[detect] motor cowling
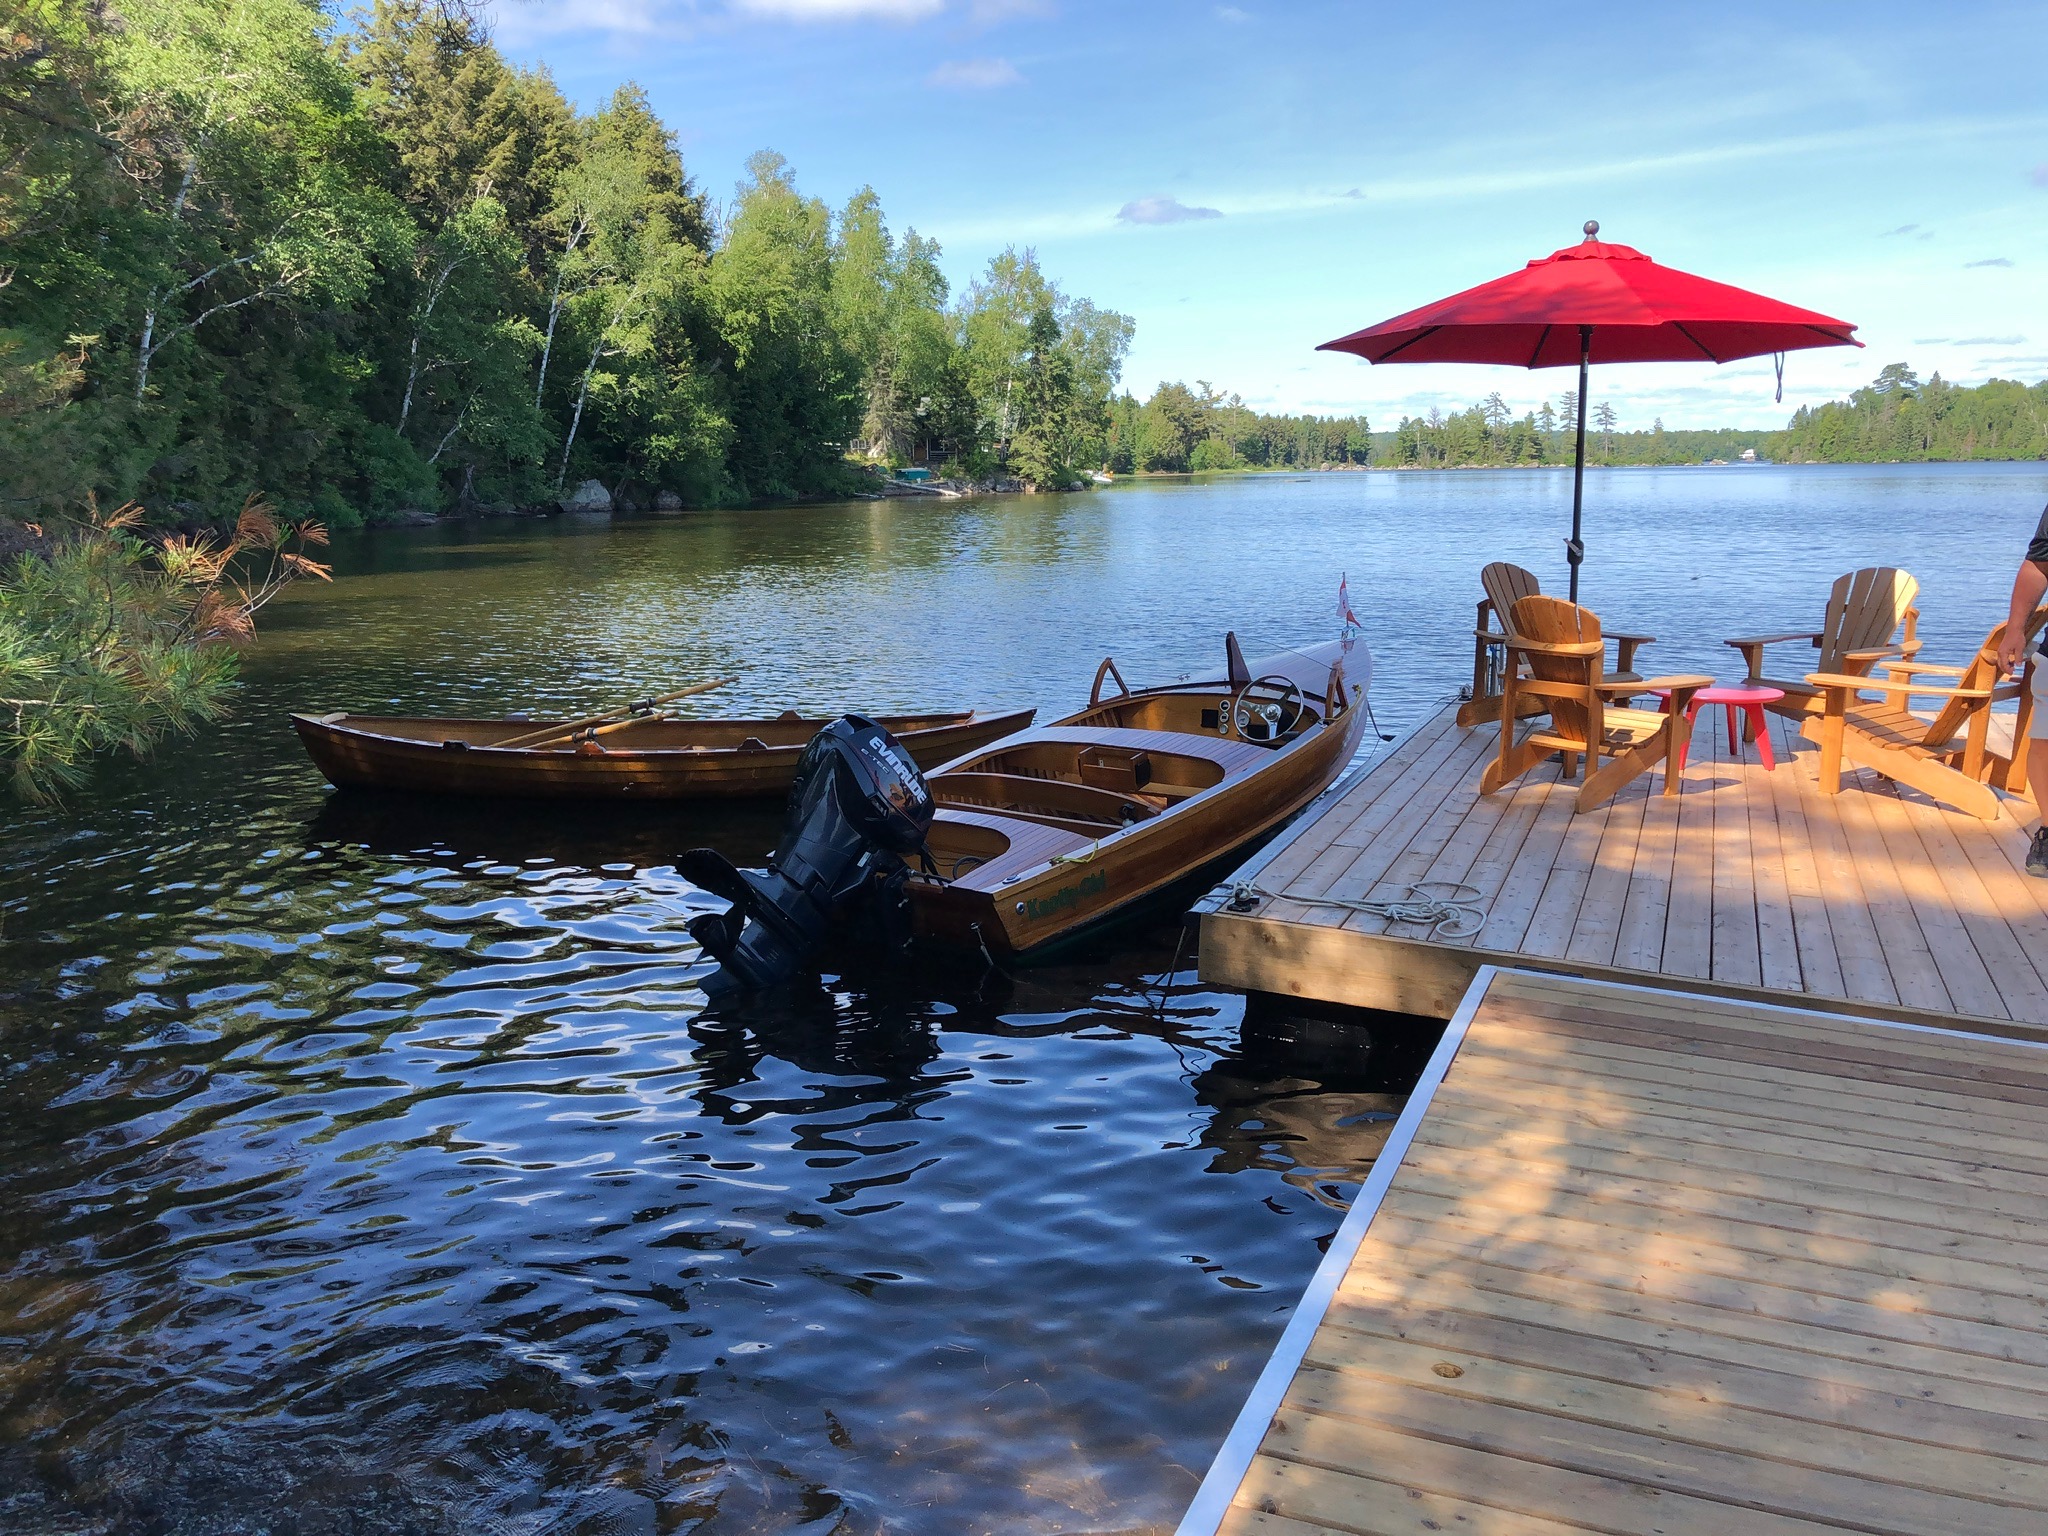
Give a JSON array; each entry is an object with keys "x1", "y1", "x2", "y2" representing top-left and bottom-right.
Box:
[{"x1": 677, "y1": 715, "x2": 934, "y2": 989}]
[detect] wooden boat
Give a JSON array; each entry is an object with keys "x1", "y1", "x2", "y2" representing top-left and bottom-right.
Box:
[
  {"x1": 907, "y1": 634, "x2": 1371, "y2": 958},
  {"x1": 292, "y1": 706, "x2": 1036, "y2": 800}
]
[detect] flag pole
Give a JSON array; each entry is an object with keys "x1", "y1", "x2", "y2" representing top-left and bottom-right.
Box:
[{"x1": 1569, "y1": 321, "x2": 1591, "y2": 604}]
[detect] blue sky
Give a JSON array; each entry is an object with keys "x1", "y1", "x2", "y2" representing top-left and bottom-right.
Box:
[{"x1": 486, "y1": 0, "x2": 2048, "y2": 430}]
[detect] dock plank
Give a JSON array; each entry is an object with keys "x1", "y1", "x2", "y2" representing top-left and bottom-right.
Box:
[
  {"x1": 1200, "y1": 701, "x2": 2048, "y2": 1035},
  {"x1": 1178, "y1": 969, "x2": 2048, "y2": 1536}
]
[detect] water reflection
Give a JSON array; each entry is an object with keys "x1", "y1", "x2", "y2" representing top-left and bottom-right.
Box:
[{"x1": 9, "y1": 466, "x2": 2031, "y2": 1532}]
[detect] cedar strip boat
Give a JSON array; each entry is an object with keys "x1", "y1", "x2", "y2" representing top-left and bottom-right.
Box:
[
  {"x1": 907, "y1": 635, "x2": 1370, "y2": 957},
  {"x1": 292, "y1": 707, "x2": 1036, "y2": 800}
]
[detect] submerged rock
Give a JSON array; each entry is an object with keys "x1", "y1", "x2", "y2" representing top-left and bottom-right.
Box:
[{"x1": 654, "y1": 490, "x2": 685, "y2": 512}]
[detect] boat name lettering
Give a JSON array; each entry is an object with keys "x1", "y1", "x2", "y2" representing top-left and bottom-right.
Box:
[{"x1": 1025, "y1": 871, "x2": 1106, "y2": 919}]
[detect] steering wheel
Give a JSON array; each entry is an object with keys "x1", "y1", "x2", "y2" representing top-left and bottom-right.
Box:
[{"x1": 1227, "y1": 673, "x2": 1307, "y2": 742}]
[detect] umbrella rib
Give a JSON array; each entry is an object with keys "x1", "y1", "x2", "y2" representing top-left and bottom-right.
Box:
[
  {"x1": 1526, "y1": 324, "x2": 1553, "y2": 369},
  {"x1": 1373, "y1": 326, "x2": 1442, "y2": 363},
  {"x1": 1672, "y1": 322, "x2": 1722, "y2": 363}
]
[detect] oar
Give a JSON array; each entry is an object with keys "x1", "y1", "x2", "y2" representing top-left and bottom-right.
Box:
[{"x1": 491, "y1": 677, "x2": 734, "y2": 751}]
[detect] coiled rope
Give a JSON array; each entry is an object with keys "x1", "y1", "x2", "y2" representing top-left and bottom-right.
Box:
[{"x1": 1221, "y1": 879, "x2": 1486, "y2": 940}]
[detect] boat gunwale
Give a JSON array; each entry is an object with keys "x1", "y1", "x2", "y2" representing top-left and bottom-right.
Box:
[{"x1": 291, "y1": 707, "x2": 1030, "y2": 756}]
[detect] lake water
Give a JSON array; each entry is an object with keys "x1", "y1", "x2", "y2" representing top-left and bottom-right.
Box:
[{"x1": 3, "y1": 462, "x2": 2043, "y2": 1534}]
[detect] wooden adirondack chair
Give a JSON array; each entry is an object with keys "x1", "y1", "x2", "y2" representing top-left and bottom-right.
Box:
[
  {"x1": 1804, "y1": 610, "x2": 2047, "y2": 822},
  {"x1": 1479, "y1": 595, "x2": 1712, "y2": 814},
  {"x1": 1458, "y1": 562, "x2": 1656, "y2": 727},
  {"x1": 1725, "y1": 567, "x2": 1921, "y2": 725}
]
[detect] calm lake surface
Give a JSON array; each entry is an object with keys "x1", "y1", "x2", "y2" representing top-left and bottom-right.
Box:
[{"x1": 3, "y1": 462, "x2": 2044, "y2": 1534}]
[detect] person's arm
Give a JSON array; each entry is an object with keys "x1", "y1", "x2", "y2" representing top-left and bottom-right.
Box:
[{"x1": 1998, "y1": 559, "x2": 2048, "y2": 675}]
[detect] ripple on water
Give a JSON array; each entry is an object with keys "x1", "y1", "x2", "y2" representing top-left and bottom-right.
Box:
[{"x1": 0, "y1": 805, "x2": 1423, "y2": 1535}]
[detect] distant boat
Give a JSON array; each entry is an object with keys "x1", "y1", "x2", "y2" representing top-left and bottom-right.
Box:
[{"x1": 292, "y1": 707, "x2": 1036, "y2": 801}]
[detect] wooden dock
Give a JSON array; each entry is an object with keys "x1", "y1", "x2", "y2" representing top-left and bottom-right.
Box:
[
  {"x1": 1177, "y1": 965, "x2": 2048, "y2": 1536},
  {"x1": 1197, "y1": 699, "x2": 2048, "y2": 1041}
]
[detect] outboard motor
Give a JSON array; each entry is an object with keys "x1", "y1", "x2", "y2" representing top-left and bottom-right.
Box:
[{"x1": 677, "y1": 715, "x2": 934, "y2": 989}]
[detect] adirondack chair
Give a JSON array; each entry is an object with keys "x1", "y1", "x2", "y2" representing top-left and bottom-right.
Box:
[
  {"x1": 1803, "y1": 609, "x2": 2048, "y2": 822},
  {"x1": 1478, "y1": 595, "x2": 1712, "y2": 814},
  {"x1": 1725, "y1": 567, "x2": 1921, "y2": 727},
  {"x1": 1458, "y1": 562, "x2": 1656, "y2": 727}
]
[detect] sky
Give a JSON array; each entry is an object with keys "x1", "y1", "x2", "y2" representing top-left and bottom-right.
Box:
[{"x1": 483, "y1": 0, "x2": 2048, "y2": 431}]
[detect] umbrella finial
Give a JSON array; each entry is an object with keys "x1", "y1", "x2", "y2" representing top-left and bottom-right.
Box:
[{"x1": 1582, "y1": 219, "x2": 1600, "y2": 242}]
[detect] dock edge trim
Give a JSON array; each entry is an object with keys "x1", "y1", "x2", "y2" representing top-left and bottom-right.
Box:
[{"x1": 1170, "y1": 962, "x2": 1500, "y2": 1536}]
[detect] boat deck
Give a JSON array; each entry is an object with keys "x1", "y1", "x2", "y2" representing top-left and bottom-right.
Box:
[
  {"x1": 1196, "y1": 700, "x2": 2048, "y2": 1040},
  {"x1": 1177, "y1": 966, "x2": 2048, "y2": 1536}
]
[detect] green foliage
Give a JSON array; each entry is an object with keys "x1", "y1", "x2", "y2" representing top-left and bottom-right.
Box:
[
  {"x1": 1772, "y1": 366, "x2": 2048, "y2": 463},
  {"x1": 0, "y1": 2, "x2": 1131, "y2": 524},
  {"x1": 1110, "y1": 381, "x2": 1370, "y2": 472},
  {"x1": 0, "y1": 498, "x2": 328, "y2": 802}
]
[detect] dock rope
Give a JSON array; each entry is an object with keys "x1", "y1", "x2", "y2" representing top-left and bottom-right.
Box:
[{"x1": 1221, "y1": 879, "x2": 1486, "y2": 940}]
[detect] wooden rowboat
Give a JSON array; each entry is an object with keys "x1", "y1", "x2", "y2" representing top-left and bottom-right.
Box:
[
  {"x1": 292, "y1": 707, "x2": 1036, "y2": 800},
  {"x1": 906, "y1": 634, "x2": 1371, "y2": 958}
]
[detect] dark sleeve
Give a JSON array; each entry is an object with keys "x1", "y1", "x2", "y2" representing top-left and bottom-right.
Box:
[{"x1": 2031, "y1": 504, "x2": 2048, "y2": 566}]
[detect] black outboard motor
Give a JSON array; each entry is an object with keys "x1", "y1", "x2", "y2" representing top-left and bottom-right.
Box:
[{"x1": 677, "y1": 715, "x2": 934, "y2": 989}]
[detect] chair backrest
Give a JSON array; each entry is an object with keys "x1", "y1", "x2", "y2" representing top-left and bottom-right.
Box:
[
  {"x1": 1481, "y1": 562, "x2": 1542, "y2": 633},
  {"x1": 1508, "y1": 594, "x2": 1604, "y2": 747},
  {"x1": 1818, "y1": 567, "x2": 1918, "y2": 671}
]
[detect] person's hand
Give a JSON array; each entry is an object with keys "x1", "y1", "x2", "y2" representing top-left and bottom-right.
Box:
[{"x1": 1998, "y1": 625, "x2": 2029, "y2": 677}]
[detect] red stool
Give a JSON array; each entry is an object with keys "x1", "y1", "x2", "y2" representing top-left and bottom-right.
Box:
[{"x1": 1649, "y1": 683, "x2": 1786, "y2": 772}]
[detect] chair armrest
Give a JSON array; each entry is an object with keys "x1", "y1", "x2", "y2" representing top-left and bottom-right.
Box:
[
  {"x1": 1805, "y1": 671, "x2": 1995, "y2": 701},
  {"x1": 1607, "y1": 629, "x2": 1656, "y2": 645},
  {"x1": 1839, "y1": 645, "x2": 1903, "y2": 665},
  {"x1": 1473, "y1": 626, "x2": 1509, "y2": 644},
  {"x1": 1878, "y1": 659, "x2": 1966, "y2": 679},
  {"x1": 1726, "y1": 631, "x2": 1821, "y2": 649},
  {"x1": 1623, "y1": 673, "x2": 1716, "y2": 693}
]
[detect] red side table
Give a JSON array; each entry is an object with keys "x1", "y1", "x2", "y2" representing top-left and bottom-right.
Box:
[{"x1": 1650, "y1": 684, "x2": 1786, "y2": 771}]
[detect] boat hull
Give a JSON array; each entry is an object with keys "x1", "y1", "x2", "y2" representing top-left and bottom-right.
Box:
[{"x1": 292, "y1": 708, "x2": 1036, "y2": 801}]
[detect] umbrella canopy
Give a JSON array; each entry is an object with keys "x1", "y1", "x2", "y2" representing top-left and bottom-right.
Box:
[{"x1": 1320, "y1": 222, "x2": 1862, "y2": 598}]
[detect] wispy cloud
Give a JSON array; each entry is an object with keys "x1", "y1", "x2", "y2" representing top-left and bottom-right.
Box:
[
  {"x1": 2032, "y1": 164, "x2": 2048, "y2": 188},
  {"x1": 1117, "y1": 194, "x2": 1223, "y2": 225},
  {"x1": 1216, "y1": 5, "x2": 1250, "y2": 19},
  {"x1": 927, "y1": 112, "x2": 2048, "y2": 248},
  {"x1": 1966, "y1": 256, "x2": 2016, "y2": 267},
  {"x1": 928, "y1": 56, "x2": 1022, "y2": 88},
  {"x1": 1880, "y1": 223, "x2": 1919, "y2": 236},
  {"x1": 1914, "y1": 334, "x2": 2027, "y2": 346},
  {"x1": 736, "y1": 0, "x2": 944, "y2": 16}
]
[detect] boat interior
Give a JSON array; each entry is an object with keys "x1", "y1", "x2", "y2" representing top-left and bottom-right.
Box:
[{"x1": 918, "y1": 637, "x2": 1352, "y2": 885}]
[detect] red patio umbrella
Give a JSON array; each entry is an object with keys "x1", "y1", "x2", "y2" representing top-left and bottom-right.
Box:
[{"x1": 1319, "y1": 221, "x2": 1862, "y2": 600}]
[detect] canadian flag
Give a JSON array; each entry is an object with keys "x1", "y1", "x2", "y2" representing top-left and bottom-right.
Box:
[{"x1": 1335, "y1": 574, "x2": 1361, "y2": 634}]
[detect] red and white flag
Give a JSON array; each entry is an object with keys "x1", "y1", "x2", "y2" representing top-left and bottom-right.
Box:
[{"x1": 1335, "y1": 574, "x2": 1361, "y2": 634}]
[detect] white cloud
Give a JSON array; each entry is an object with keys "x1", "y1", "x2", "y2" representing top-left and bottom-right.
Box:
[
  {"x1": 1880, "y1": 223, "x2": 1919, "y2": 237},
  {"x1": 1216, "y1": 5, "x2": 1251, "y2": 19},
  {"x1": 928, "y1": 56, "x2": 1023, "y2": 88},
  {"x1": 1966, "y1": 256, "x2": 2016, "y2": 267},
  {"x1": 735, "y1": 0, "x2": 945, "y2": 16},
  {"x1": 969, "y1": 0, "x2": 1053, "y2": 20},
  {"x1": 1118, "y1": 194, "x2": 1224, "y2": 225}
]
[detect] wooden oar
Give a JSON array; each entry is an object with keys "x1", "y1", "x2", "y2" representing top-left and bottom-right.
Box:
[{"x1": 491, "y1": 677, "x2": 734, "y2": 751}]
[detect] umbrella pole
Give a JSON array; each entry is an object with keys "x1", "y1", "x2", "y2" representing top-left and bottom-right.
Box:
[{"x1": 1568, "y1": 324, "x2": 1591, "y2": 603}]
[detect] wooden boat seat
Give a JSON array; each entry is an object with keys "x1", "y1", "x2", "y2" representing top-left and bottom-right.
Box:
[
  {"x1": 933, "y1": 772, "x2": 1159, "y2": 831},
  {"x1": 922, "y1": 806, "x2": 1094, "y2": 884}
]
